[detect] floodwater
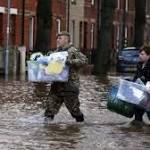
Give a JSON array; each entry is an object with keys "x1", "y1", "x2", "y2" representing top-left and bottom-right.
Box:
[{"x1": 0, "y1": 74, "x2": 150, "y2": 150}]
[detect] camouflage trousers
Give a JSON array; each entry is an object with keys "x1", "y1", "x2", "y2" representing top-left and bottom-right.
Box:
[{"x1": 44, "y1": 93, "x2": 83, "y2": 119}]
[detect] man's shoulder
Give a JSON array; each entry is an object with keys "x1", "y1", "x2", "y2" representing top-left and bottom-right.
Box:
[{"x1": 68, "y1": 45, "x2": 79, "y2": 52}]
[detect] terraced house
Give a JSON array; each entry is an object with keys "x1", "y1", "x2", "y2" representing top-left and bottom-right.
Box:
[
  {"x1": 0, "y1": 0, "x2": 149, "y2": 64},
  {"x1": 0, "y1": 0, "x2": 98, "y2": 51},
  {"x1": 0, "y1": 0, "x2": 37, "y2": 50}
]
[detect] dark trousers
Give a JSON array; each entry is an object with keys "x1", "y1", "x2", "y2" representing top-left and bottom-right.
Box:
[{"x1": 134, "y1": 106, "x2": 150, "y2": 121}]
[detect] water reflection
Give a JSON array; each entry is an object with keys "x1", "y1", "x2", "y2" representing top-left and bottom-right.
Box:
[
  {"x1": 0, "y1": 74, "x2": 150, "y2": 149},
  {"x1": 42, "y1": 124, "x2": 83, "y2": 149}
]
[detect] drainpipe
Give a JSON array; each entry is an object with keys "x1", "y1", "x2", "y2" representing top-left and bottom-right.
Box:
[{"x1": 5, "y1": 0, "x2": 11, "y2": 78}]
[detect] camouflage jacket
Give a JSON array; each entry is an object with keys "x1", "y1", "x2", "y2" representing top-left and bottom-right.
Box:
[{"x1": 49, "y1": 44, "x2": 88, "y2": 95}]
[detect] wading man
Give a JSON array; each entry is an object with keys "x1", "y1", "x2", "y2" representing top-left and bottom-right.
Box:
[{"x1": 44, "y1": 31, "x2": 87, "y2": 122}]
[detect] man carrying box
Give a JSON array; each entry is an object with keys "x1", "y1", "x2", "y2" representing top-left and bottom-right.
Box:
[{"x1": 44, "y1": 31, "x2": 88, "y2": 122}]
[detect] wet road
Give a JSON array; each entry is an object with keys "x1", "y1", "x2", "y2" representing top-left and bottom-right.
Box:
[{"x1": 0, "y1": 74, "x2": 150, "y2": 150}]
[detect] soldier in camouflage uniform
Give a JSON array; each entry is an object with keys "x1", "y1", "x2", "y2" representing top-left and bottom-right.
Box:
[{"x1": 44, "y1": 31, "x2": 88, "y2": 122}]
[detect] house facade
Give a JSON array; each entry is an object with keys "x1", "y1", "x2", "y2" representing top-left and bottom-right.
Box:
[
  {"x1": 51, "y1": 0, "x2": 67, "y2": 49},
  {"x1": 0, "y1": 0, "x2": 98, "y2": 52},
  {"x1": 0, "y1": 0, "x2": 37, "y2": 50},
  {"x1": 113, "y1": 0, "x2": 135, "y2": 52},
  {"x1": 0, "y1": 0, "x2": 149, "y2": 56}
]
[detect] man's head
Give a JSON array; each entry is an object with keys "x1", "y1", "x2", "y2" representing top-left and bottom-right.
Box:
[
  {"x1": 139, "y1": 45, "x2": 150, "y2": 62},
  {"x1": 56, "y1": 31, "x2": 71, "y2": 48}
]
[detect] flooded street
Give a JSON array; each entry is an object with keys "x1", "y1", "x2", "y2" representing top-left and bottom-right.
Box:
[{"x1": 0, "y1": 74, "x2": 150, "y2": 150}]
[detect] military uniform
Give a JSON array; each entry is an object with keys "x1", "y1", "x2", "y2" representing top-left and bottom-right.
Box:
[{"x1": 45, "y1": 43, "x2": 87, "y2": 122}]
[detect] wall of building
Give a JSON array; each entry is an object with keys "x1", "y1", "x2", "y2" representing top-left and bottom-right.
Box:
[
  {"x1": 113, "y1": 0, "x2": 135, "y2": 51},
  {"x1": 51, "y1": 0, "x2": 66, "y2": 49},
  {"x1": 0, "y1": 0, "x2": 37, "y2": 50},
  {"x1": 0, "y1": 0, "x2": 147, "y2": 55},
  {"x1": 84, "y1": 0, "x2": 98, "y2": 50}
]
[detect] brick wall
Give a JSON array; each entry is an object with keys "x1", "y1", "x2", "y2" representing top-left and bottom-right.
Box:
[
  {"x1": 0, "y1": 0, "x2": 37, "y2": 50},
  {"x1": 84, "y1": 0, "x2": 98, "y2": 51},
  {"x1": 51, "y1": 0, "x2": 66, "y2": 49}
]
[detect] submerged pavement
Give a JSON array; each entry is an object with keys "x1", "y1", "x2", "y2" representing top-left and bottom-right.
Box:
[{"x1": 0, "y1": 74, "x2": 150, "y2": 150}]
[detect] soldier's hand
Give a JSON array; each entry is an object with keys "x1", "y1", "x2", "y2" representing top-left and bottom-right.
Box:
[
  {"x1": 66, "y1": 59, "x2": 71, "y2": 65},
  {"x1": 66, "y1": 57, "x2": 72, "y2": 65}
]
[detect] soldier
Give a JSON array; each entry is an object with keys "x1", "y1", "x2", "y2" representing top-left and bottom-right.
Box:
[{"x1": 44, "y1": 31, "x2": 88, "y2": 122}]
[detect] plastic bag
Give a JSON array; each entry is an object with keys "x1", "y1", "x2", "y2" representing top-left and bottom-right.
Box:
[{"x1": 107, "y1": 85, "x2": 134, "y2": 118}]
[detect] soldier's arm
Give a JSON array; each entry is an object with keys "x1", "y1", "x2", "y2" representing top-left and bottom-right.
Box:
[{"x1": 67, "y1": 48, "x2": 88, "y2": 67}]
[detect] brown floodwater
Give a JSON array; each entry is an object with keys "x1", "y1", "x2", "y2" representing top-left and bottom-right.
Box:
[{"x1": 0, "y1": 74, "x2": 150, "y2": 150}]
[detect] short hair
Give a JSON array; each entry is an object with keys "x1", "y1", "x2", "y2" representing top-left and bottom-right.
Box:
[
  {"x1": 57, "y1": 31, "x2": 70, "y2": 38},
  {"x1": 139, "y1": 45, "x2": 150, "y2": 55}
]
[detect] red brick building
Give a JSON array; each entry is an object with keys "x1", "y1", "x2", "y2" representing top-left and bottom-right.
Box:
[
  {"x1": 0, "y1": 0, "x2": 67, "y2": 50},
  {"x1": 113, "y1": 0, "x2": 135, "y2": 51},
  {"x1": 83, "y1": 0, "x2": 98, "y2": 51},
  {"x1": 0, "y1": 0, "x2": 37, "y2": 50},
  {"x1": 0, "y1": 0, "x2": 139, "y2": 54},
  {"x1": 51, "y1": 0, "x2": 67, "y2": 49}
]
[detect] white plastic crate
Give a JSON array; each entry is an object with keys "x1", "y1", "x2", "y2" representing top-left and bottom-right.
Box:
[
  {"x1": 27, "y1": 51, "x2": 69, "y2": 82},
  {"x1": 116, "y1": 79, "x2": 150, "y2": 111},
  {"x1": 27, "y1": 61, "x2": 39, "y2": 82}
]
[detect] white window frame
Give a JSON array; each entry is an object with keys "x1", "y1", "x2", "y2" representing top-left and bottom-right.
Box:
[
  {"x1": 56, "y1": 18, "x2": 61, "y2": 33},
  {"x1": 116, "y1": 25, "x2": 120, "y2": 52},
  {"x1": 71, "y1": 0, "x2": 76, "y2": 4},
  {"x1": 125, "y1": 0, "x2": 128, "y2": 12},
  {"x1": 117, "y1": 0, "x2": 120, "y2": 9},
  {"x1": 29, "y1": 17, "x2": 34, "y2": 50},
  {"x1": 125, "y1": 26, "x2": 128, "y2": 39},
  {"x1": 91, "y1": 23, "x2": 94, "y2": 49},
  {"x1": 91, "y1": 0, "x2": 95, "y2": 6},
  {"x1": 124, "y1": 26, "x2": 128, "y2": 47}
]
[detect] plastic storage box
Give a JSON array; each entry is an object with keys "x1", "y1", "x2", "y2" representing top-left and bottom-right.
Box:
[
  {"x1": 117, "y1": 79, "x2": 150, "y2": 111},
  {"x1": 27, "y1": 51, "x2": 69, "y2": 82}
]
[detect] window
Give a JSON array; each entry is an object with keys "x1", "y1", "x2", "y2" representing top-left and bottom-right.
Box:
[
  {"x1": 71, "y1": 20, "x2": 75, "y2": 43},
  {"x1": 91, "y1": 0, "x2": 95, "y2": 6},
  {"x1": 56, "y1": 18, "x2": 61, "y2": 33},
  {"x1": 29, "y1": 17, "x2": 34, "y2": 50},
  {"x1": 91, "y1": 24, "x2": 94, "y2": 49},
  {"x1": 0, "y1": 14, "x2": 3, "y2": 45},
  {"x1": 125, "y1": 0, "x2": 128, "y2": 12},
  {"x1": 71, "y1": 0, "x2": 76, "y2": 5},
  {"x1": 83, "y1": 22, "x2": 87, "y2": 49},
  {"x1": 125, "y1": 26, "x2": 128, "y2": 39},
  {"x1": 10, "y1": 15, "x2": 16, "y2": 46},
  {"x1": 79, "y1": 21, "x2": 83, "y2": 49},
  {"x1": 117, "y1": 0, "x2": 120, "y2": 9},
  {"x1": 124, "y1": 26, "x2": 128, "y2": 47},
  {"x1": 116, "y1": 25, "x2": 120, "y2": 51}
]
